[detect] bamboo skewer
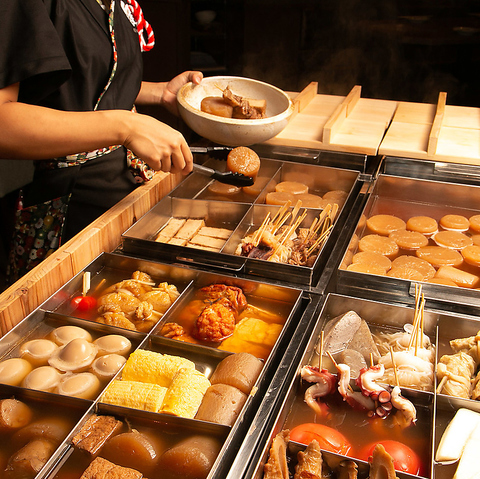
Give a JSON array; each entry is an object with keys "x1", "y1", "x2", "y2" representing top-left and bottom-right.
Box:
[
  {"x1": 319, "y1": 330, "x2": 324, "y2": 370},
  {"x1": 390, "y1": 346, "x2": 400, "y2": 387},
  {"x1": 82, "y1": 272, "x2": 91, "y2": 297}
]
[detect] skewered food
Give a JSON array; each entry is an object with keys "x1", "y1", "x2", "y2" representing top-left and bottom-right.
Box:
[
  {"x1": 201, "y1": 86, "x2": 267, "y2": 119},
  {"x1": 235, "y1": 201, "x2": 336, "y2": 266}
]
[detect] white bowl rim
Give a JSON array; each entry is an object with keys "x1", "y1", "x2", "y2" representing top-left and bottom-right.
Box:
[{"x1": 177, "y1": 76, "x2": 294, "y2": 125}]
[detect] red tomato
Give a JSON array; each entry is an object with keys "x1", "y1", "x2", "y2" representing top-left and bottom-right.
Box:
[
  {"x1": 71, "y1": 295, "x2": 97, "y2": 311},
  {"x1": 357, "y1": 440, "x2": 421, "y2": 475},
  {"x1": 289, "y1": 423, "x2": 352, "y2": 455}
]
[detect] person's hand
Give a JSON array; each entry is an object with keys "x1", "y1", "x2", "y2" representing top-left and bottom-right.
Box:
[
  {"x1": 161, "y1": 70, "x2": 203, "y2": 115},
  {"x1": 121, "y1": 111, "x2": 193, "y2": 175}
]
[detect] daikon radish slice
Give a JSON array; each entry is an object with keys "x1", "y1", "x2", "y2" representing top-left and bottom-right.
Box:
[
  {"x1": 366, "y1": 214, "x2": 406, "y2": 236},
  {"x1": 352, "y1": 251, "x2": 392, "y2": 272},
  {"x1": 440, "y1": 214, "x2": 469, "y2": 232},
  {"x1": 434, "y1": 266, "x2": 480, "y2": 288},
  {"x1": 469, "y1": 214, "x2": 480, "y2": 233},
  {"x1": 275, "y1": 181, "x2": 308, "y2": 195},
  {"x1": 416, "y1": 246, "x2": 463, "y2": 268},
  {"x1": 358, "y1": 234, "x2": 399, "y2": 259},
  {"x1": 436, "y1": 408, "x2": 480, "y2": 463},
  {"x1": 389, "y1": 229, "x2": 429, "y2": 250},
  {"x1": 433, "y1": 230, "x2": 473, "y2": 250},
  {"x1": 406, "y1": 216, "x2": 438, "y2": 236},
  {"x1": 462, "y1": 245, "x2": 480, "y2": 267}
]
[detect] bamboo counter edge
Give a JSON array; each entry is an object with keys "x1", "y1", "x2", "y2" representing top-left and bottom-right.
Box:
[{"x1": 0, "y1": 171, "x2": 182, "y2": 336}]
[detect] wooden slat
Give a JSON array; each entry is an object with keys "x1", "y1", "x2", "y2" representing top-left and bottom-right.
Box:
[
  {"x1": 427, "y1": 92, "x2": 447, "y2": 156},
  {"x1": 291, "y1": 81, "x2": 318, "y2": 118},
  {"x1": 323, "y1": 85, "x2": 362, "y2": 144},
  {"x1": 0, "y1": 171, "x2": 179, "y2": 335}
]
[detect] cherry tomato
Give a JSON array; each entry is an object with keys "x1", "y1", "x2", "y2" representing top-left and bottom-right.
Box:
[
  {"x1": 357, "y1": 440, "x2": 421, "y2": 475},
  {"x1": 71, "y1": 295, "x2": 97, "y2": 311},
  {"x1": 289, "y1": 423, "x2": 352, "y2": 455}
]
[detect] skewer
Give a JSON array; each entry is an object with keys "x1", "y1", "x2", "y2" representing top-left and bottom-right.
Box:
[
  {"x1": 306, "y1": 224, "x2": 334, "y2": 256},
  {"x1": 370, "y1": 352, "x2": 374, "y2": 368},
  {"x1": 288, "y1": 200, "x2": 303, "y2": 226},
  {"x1": 327, "y1": 351, "x2": 338, "y2": 367},
  {"x1": 436, "y1": 374, "x2": 448, "y2": 394},
  {"x1": 82, "y1": 272, "x2": 91, "y2": 297},
  {"x1": 252, "y1": 212, "x2": 271, "y2": 246},
  {"x1": 271, "y1": 201, "x2": 291, "y2": 228},
  {"x1": 390, "y1": 346, "x2": 400, "y2": 387},
  {"x1": 319, "y1": 330, "x2": 324, "y2": 370}
]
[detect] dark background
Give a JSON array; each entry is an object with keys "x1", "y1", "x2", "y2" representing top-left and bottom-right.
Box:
[{"x1": 139, "y1": 0, "x2": 480, "y2": 133}]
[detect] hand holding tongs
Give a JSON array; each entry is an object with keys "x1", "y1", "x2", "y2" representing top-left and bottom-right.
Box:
[{"x1": 190, "y1": 146, "x2": 254, "y2": 187}]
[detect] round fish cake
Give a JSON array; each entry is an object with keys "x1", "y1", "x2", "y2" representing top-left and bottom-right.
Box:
[
  {"x1": 366, "y1": 214, "x2": 406, "y2": 236},
  {"x1": 469, "y1": 214, "x2": 480, "y2": 233},
  {"x1": 358, "y1": 234, "x2": 399, "y2": 258},
  {"x1": 462, "y1": 245, "x2": 480, "y2": 267},
  {"x1": 416, "y1": 246, "x2": 463, "y2": 268},
  {"x1": 406, "y1": 216, "x2": 438, "y2": 236},
  {"x1": 434, "y1": 230, "x2": 473, "y2": 250},
  {"x1": 351, "y1": 251, "x2": 392, "y2": 273},
  {"x1": 386, "y1": 266, "x2": 424, "y2": 281},
  {"x1": 473, "y1": 235, "x2": 480, "y2": 246},
  {"x1": 210, "y1": 352, "x2": 263, "y2": 395},
  {"x1": 389, "y1": 229, "x2": 429, "y2": 250},
  {"x1": 265, "y1": 191, "x2": 296, "y2": 206},
  {"x1": 391, "y1": 255, "x2": 436, "y2": 281},
  {"x1": 346, "y1": 262, "x2": 387, "y2": 275},
  {"x1": 439, "y1": 214, "x2": 470, "y2": 232},
  {"x1": 275, "y1": 181, "x2": 309, "y2": 195},
  {"x1": 348, "y1": 233, "x2": 359, "y2": 252}
]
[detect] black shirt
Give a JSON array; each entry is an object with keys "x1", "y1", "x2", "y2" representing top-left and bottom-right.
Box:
[{"x1": 0, "y1": 0, "x2": 144, "y2": 238}]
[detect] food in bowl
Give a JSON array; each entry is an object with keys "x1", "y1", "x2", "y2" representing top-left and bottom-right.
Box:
[
  {"x1": 177, "y1": 76, "x2": 293, "y2": 146},
  {"x1": 201, "y1": 86, "x2": 267, "y2": 119}
]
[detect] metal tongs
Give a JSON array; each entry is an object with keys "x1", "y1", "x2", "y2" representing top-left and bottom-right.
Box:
[{"x1": 190, "y1": 146, "x2": 254, "y2": 187}]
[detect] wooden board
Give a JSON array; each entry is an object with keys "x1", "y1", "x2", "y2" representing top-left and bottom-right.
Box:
[
  {"x1": 380, "y1": 94, "x2": 480, "y2": 165},
  {"x1": 265, "y1": 88, "x2": 398, "y2": 155},
  {"x1": 0, "y1": 171, "x2": 180, "y2": 335}
]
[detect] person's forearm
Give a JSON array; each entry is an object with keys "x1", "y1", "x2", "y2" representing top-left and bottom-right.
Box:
[
  {"x1": 135, "y1": 81, "x2": 167, "y2": 105},
  {"x1": 0, "y1": 102, "x2": 130, "y2": 160}
]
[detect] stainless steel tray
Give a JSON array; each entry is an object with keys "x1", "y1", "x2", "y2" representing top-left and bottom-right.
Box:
[
  {"x1": 122, "y1": 157, "x2": 362, "y2": 287},
  {"x1": 336, "y1": 174, "x2": 480, "y2": 314},
  {"x1": 0, "y1": 252, "x2": 321, "y2": 479},
  {"x1": 242, "y1": 293, "x2": 480, "y2": 479}
]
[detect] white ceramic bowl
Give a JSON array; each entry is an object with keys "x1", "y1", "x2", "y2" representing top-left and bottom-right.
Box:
[{"x1": 177, "y1": 76, "x2": 294, "y2": 146}]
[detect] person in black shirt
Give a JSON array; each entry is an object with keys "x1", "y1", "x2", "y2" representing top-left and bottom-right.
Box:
[{"x1": 0, "y1": 0, "x2": 202, "y2": 283}]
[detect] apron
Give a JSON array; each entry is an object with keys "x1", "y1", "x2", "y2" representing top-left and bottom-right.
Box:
[{"x1": 6, "y1": 0, "x2": 155, "y2": 285}]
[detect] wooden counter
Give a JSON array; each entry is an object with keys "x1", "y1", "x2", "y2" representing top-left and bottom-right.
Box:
[{"x1": 0, "y1": 171, "x2": 182, "y2": 336}]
